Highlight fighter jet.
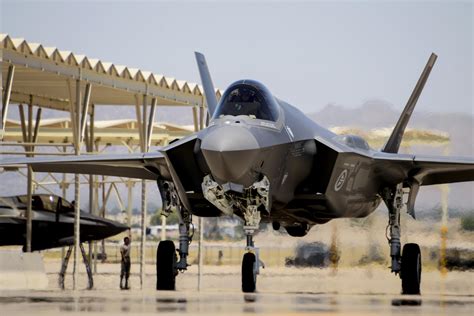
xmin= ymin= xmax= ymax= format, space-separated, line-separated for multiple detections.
xmin=1 ymin=52 xmax=473 ymax=294
xmin=0 ymin=194 xmax=128 ymax=251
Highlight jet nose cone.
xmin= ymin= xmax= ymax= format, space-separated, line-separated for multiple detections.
xmin=102 ymin=218 xmax=129 ymax=237
xmin=200 ymin=125 xmax=260 ymax=184
xmin=200 ymin=125 xmax=259 ymax=152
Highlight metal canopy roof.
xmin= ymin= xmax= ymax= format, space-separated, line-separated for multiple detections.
xmin=2 ymin=118 xmax=193 ymax=146
xmin=0 ymin=34 xmax=221 ymax=111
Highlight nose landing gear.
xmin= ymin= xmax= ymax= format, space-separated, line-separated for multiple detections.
xmin=242 ymin=205 xmax=264 ymax=293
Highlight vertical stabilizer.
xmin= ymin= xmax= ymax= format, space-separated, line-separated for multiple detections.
xmin=382 ymin=53 xmax=437 ymax=153
xmin=195 ymin=52 xmax=218 ymax=117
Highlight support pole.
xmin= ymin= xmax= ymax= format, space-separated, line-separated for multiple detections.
xmin=192 ymin=106 xmax=199 ymax=132
xmin=139 ymin=94 xmax=148 ymax=290
xmin=199 ymin=105 xmax=204 ymax=130
xmin=88 ymin=105 xmax=95 ymax=275
xmin=72 ymin=79 xmax=81 ymax=290
xmin=140 ymin=179 xmax=147 ymax=290
xmin=61 ymin=146 xmax=68 ymax=271
xmin=197 ymin=217 xmax=204 ymax=291
xmin=93 ymin=141 xmax=100 ymax=273
xmin=26 ymin=165 xmax=34 ymax=252
xmin=195 ymin=110 xmax=204 ymax=291
xmin=1 ymin=64 xmax=15 ymax=139
xmin=127 ymin=181 xmax=133 ymax=228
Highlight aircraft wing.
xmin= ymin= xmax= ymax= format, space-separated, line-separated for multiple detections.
xmin=409 ymin=155 xmax=474 ymax=186
xmin=373 ymin=152 xmax=474 ymax=186
xmin=0 ymin=152 xmax=168 ymax=180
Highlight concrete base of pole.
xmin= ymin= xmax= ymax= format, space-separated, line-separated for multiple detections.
xmin=0 ymin=250 xmax=48 ymax=290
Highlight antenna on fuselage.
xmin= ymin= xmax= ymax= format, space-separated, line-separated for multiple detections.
xmin=195 ymin=52 xmax=218 ymax=117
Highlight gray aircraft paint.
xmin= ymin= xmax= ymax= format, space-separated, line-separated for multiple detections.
xmin=1 ymin=53 xmax=473 ymax=236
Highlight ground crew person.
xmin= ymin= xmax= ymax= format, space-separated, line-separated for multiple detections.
xmin=120 ymin=236 xmax=131 ymax=289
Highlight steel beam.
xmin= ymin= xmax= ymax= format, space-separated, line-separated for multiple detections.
xmin=18 ymin=104 xmax=27 ymax=142
xmin=146 ymin=97 xmax=157 ymax=150
xmin=1 ymin=64 xmax=15 ymax=139
xmin=32 ymin=108 xmax=43 ymax=152
xmin=80 ymin=83 xmax=92 ymax=143
xmin=67 ymin=80 xmax=78 ymax=148
xmin=142 ymin=94 xmax=148 ymax=150
xmin=75 ymin=79 xmax=81 ymax=152
xmin=134 ymin=95 xmax=144 ymax=150
xmin=27 ymin=99 xmax=33 ymax=156
xmin=11 ymin=91 xmax=69 ymax=111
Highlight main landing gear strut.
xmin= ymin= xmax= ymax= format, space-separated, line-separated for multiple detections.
xmin=383 ymin=183 xmax=421 ymax=295
xmin=156 ymin=181 xmax=193 ymax=291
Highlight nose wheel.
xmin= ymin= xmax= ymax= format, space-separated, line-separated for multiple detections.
xmin=401 ymin=243 xmax=422 ymax=295
xmin=242 ymin=252 xmax=257 ymax=292
xmin=156 ymin=240 xmax=177 ymax=290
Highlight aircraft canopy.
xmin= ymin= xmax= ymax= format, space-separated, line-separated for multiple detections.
xmin=213 ymin=81 xmax=279 ymax=122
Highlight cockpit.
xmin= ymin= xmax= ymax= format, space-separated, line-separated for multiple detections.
xmin=213 ymin=81 xmax=280 ymax=122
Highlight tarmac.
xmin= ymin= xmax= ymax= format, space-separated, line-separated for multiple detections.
xmin=0 ymin=263 xmax=473 ymax=315
xmin=1 ymin=289 xmax=473 ymax=316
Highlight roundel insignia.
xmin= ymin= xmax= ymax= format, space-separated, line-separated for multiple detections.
xmin=334 ymin=169 xmax=348 ymax=191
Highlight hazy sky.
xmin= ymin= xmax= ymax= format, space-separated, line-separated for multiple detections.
xmin=1 ymin=0 xmax=472 ymax=114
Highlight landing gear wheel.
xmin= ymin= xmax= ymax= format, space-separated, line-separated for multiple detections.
xmin=156 ymin=240 xmax=177 ymax=290
xmin=401 ymin=243 xmax=422 ymax=295
xmin=242 ymin=252 xmax=257 ymax=293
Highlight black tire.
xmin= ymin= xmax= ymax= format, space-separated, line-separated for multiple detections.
xmin=401 ymin=243 xmax=422 ymax=295
xmin=156 ymin=240 xmax=177 ymax=290
xmin=242 ymin=252 xmax=257 ymax=293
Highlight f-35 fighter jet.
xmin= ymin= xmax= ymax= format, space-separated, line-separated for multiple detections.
xmin=1 ymin=52 xmax=473 ymax=294
xmin=0 ymin=194 xmax=128 ymax=251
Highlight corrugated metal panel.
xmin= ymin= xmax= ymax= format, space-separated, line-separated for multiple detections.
xmin=0 ymin=33 xmax=221 ymax=109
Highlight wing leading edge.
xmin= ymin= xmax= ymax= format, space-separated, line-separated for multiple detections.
xmin=0 ymin=152 xmax=169 ymax=180
xmin=373 ymin=152 xmax=474 ymax=186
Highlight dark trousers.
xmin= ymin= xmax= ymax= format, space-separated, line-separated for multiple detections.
xmin=121 ymin=257 xmax=131 ymax=279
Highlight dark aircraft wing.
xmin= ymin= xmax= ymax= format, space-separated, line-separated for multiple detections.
xmin=373 ymin=152 xmax=474 ymax=186
xmin=408 ymin=155 xmax=474 ymax=186
xmin=0 ymin=152 xmax=168 ymax=180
